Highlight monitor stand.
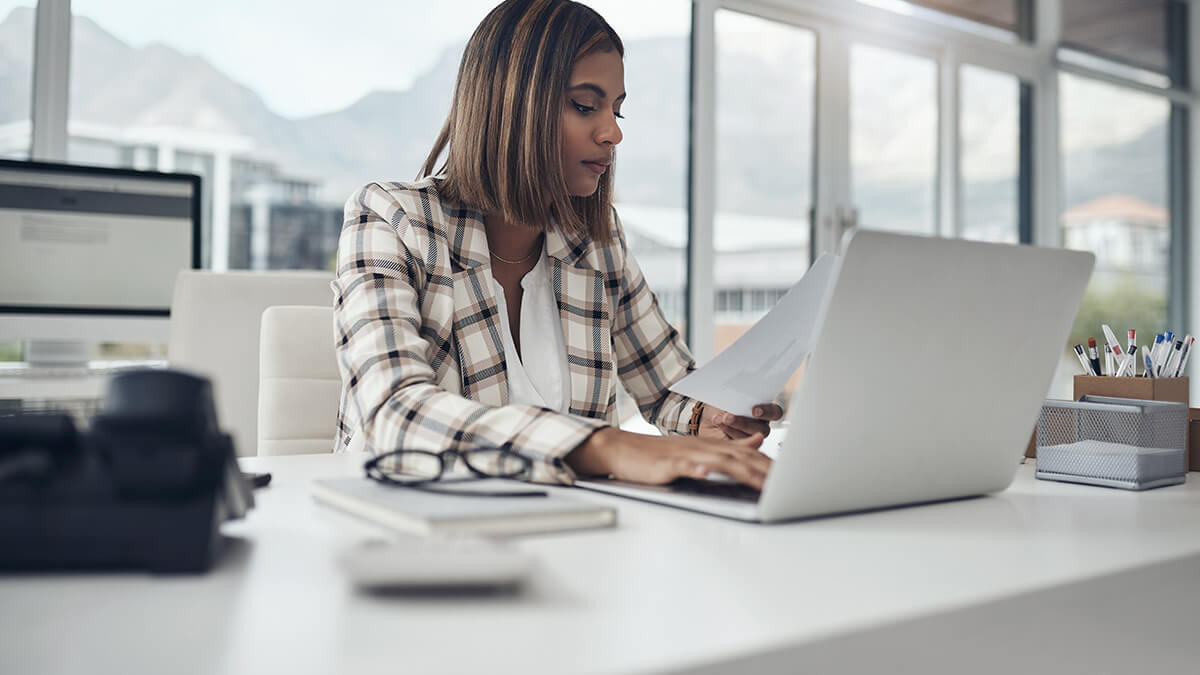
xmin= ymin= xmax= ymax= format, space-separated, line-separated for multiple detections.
xmin=23 ymin=339 xmax=91 ymax=366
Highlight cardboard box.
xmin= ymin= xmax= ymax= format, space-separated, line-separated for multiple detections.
xmin=1072 ymin=375 xmax=1189 ymax=405
xmin=1027 ymin=376 xmax=1194 ymax=470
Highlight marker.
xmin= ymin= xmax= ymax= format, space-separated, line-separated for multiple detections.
xmin=1073 ymin=344 xmax=1095 ymax=375
xmin=1177 ymin=335 xmax=1195 ymax=376
xmin=1087 ymin=338 xmax=1102 ymax=377
xmin=1104 ymin=344 xmax=1113 ymax=376
xmin=1144 ymin=350 xmax=1156 ymax=378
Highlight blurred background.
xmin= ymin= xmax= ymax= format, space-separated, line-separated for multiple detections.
xmin=0 ymin=0 xmax=1193 ymax=406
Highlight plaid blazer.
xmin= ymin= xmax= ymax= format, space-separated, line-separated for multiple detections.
xmin=332 ymin=178 xmax=699 ymax=484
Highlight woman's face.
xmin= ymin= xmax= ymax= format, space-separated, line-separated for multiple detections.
xmin=560 ymin=49 xmax=625 ymax=197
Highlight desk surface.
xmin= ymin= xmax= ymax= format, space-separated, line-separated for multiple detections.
xmin=2 ymin=454 xmax=1199 ymax=675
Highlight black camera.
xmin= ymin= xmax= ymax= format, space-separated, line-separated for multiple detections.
xmin=0 ymin=369 xmax=252 ymax=573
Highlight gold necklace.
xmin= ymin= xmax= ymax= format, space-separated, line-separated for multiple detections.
xmin=489 ymin=245 xmax=540 ymax=265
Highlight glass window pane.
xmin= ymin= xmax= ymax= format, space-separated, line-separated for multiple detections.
xmin=713 ymin=10 xmax=814 ymax=357
xmin=851 ymin=43 xmax=938 ymax=235
xmin=907 ymin=0 xmax=1019 ymax=31
xmin=0 ymin=3 xmax=33 ymax=361
xmin=1061 ymin=0 xmax=1183 ymax=78
xmin=66 ymin=0 xmax=690 ymax=319
xmin=960 ymin=64 xmax=1019 ymax=243
xmin=591 ymin=0 xmax=691 ymax=330
xmin=0 ymin=3 xmax=35 ymax=160
xmin=1055 ymin=72 xmax=1170 ymax=398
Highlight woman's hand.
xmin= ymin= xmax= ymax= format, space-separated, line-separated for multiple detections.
xmin=697 ymin=402 xmax=784 ymax=441
xmin=565 ymin=427 xmax=772 ymax=489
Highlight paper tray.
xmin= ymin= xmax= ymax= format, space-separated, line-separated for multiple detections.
xmin=1035 ymin=396 xmax=1187 ymax=491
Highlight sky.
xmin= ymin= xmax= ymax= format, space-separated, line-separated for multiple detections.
xmin=49 ymin=0 xmax=690 ymax=119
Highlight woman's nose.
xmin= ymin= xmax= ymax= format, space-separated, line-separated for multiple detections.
xmin=596 ymin=114 xmax=622 ymax=146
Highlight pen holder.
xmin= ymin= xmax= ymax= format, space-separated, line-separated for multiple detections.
xmin=1022 ymin=376 xmax=1194 ymax=470
xmin=1035 ymin=396 xmax=1187 ymax=490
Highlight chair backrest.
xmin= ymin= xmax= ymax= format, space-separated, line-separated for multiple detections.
xmin=168 ymin=270 xmax=334 ymax=456
xmin=257 ymin=305 xmax=340 ymax=456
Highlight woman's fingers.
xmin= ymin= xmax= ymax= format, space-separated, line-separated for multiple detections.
xmin=714 ymin=411 xmax=772 ymax=438
xmin=717 ymin=423 xmax=752 ymax=440
xmin=727 ymin=434 xmax=770 ymax=472
xmin=751 ymin=403 xmax=784 ymax=421
xmin=686 ymin=435 xmax=770 ymax=488
xmin=607 ymin=431 xmax=773 ymax=489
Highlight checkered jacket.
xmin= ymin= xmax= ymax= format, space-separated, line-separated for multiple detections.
xmin=332 ymin=178 xmax=699 ymax=484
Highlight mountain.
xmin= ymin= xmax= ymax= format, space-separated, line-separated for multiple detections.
xmin=0 ymin=6 xmax=1173 ymax=224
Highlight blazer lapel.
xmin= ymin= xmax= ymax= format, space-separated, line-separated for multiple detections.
xmin=445 ymin=208 xmax=509 ymax=407
xmin=546 ymin=229 xmax=613 ymax=419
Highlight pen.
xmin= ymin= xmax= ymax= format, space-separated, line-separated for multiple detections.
xmin=1116 ymin=345 xmax=1137 ymax=377
xmin=1104 ymin=344 xmax=1113 ymax=376
xmin=1127 ymin=329 xmax=1137 ymax=376
xmin=1157 ymin=333 xmax=1176 ymax=376
xmin=1150 ymin=334 xmax=1166 ymax=374
xmin=1087 ymin=338 xmax=1102 ymax=377
xmin=1102 ymin=324 xmax=1125 ymax=362
xmin=1144 ymin=350 xmax=1156 ymax=378
xmin=1073 ymin=344 xmax=1094 ymax=375
xmin=1177 ymin=335 xmax=1194 ymax=376
xmin=1165 ymin=339 xmax=1184 ymax=377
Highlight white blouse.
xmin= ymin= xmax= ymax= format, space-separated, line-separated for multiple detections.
xmin=487 ymin=248 xmax=572 ymax=413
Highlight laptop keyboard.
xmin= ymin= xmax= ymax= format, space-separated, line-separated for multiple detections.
xmin=668 ymin=477 xmax=761 ymax=502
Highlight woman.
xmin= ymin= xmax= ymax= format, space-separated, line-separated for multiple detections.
xmin=332 ymin=0 xmax=781 ymax=489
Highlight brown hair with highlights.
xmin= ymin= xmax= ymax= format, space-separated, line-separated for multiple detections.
xmin=421 ymin=0 xmax=624 ymax=244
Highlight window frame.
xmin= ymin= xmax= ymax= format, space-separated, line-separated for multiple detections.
xmin=19 ymin=0 xmax=1197 ymax=387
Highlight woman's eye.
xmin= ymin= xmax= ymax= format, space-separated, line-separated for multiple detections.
xmin=572 ymin=100 xmax=596 ymax=114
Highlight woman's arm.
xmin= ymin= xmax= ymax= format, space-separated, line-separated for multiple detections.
xmin=607 ymin=211 xmax=698 ymax=434
xmin=334 ymin=183 xmax=604 ymax=484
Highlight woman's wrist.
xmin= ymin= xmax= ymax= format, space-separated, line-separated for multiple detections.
xmin=564 ymin=426 xmax=622 ymax=477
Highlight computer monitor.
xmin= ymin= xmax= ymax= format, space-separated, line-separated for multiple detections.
xmin=0 ymin=159 xmax=200 ymax=363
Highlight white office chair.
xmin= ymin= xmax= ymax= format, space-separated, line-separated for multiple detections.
xmin=257 ymin=305 xmax=340 ymax=456
xmin=168 ymin=270 xmax=334 ymax=457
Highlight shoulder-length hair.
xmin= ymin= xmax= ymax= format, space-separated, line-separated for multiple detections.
xmin=420 ymin=0 xmax=624 ymax=244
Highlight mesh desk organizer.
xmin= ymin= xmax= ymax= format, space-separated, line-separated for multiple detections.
xmin=1036 ymin=395 xmax=1187 ymax=490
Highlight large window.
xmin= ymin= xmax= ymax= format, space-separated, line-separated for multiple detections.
xmin=851 ymin=43 xmax=938 ymax=235
xmin=960 ymin=64 xmax=1020 ymax=243
xmin=0 ymin=2 xmax=34 ymax=160
xmin=59 ymin=0 xmax=689 ymax=327
xmin=595 ymin=1 xmax=691 ymax=329
xmin=0 ymin=2 xmax=34 ymax=362
xmin=712 ymin=10 xmax=815 ymax=355
xmin=1055 ymin=72 xmax=1171 ymax=396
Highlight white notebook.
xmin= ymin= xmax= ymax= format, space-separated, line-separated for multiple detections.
xmin=311 ymin=478 xmax=617 ymax=536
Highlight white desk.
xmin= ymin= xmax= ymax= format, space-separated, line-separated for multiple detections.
xmin=2 ymin=454 xmax=1198 ymax=675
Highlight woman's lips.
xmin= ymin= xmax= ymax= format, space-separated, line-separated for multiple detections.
xmin=582 ymin=161 xmax=608 ymax=175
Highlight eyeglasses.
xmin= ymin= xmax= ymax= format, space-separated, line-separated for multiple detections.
xmin=363 ymin=447 xmax=548 ymax=497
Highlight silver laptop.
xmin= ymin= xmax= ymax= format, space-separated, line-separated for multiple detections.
xmin=577 ymin=230 xmax=1094 ymax=522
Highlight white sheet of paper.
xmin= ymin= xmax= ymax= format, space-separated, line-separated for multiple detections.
xmin=669 ymin=254 xmax=839 ymax=417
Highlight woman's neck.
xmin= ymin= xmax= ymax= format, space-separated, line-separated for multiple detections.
xmin=483 ymin=212 xmax=544 ymax=263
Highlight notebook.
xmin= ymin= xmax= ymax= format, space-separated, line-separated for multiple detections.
xmin=311 ymin=478 xmax=616 ymax=536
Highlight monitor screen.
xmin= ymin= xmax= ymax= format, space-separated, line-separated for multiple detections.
xmin=0 ymin=159 xmax=199 ymax=316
